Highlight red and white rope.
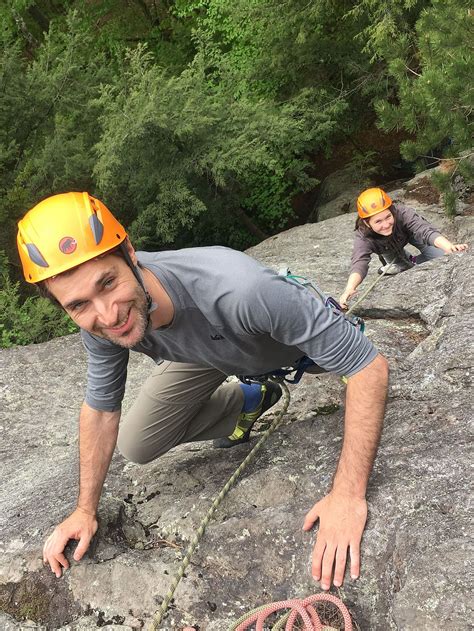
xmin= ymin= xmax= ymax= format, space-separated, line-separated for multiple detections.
xmin=234 ymin=592 xmax=352 ymax=631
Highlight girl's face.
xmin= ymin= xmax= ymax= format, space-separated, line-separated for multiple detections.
xmin=366 ymin=208 xmax=394 ymax=236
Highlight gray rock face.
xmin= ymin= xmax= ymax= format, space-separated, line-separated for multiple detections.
xmin=1 ymin=175 xmax=472 ymax=630
xmin=310 ymin=157 xmax=473 ymax=225
xmin=308 ymin=165 xmax=369 ymax=223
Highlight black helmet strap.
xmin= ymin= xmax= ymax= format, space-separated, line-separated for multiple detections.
xmin=119 ymin=243 xmax=157 ymax=314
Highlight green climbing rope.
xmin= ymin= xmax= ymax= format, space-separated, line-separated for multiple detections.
xmin=346 ymin=265 xmax=392 ymax=316
xmin=148 ymin=382 xmax=291 ymax=630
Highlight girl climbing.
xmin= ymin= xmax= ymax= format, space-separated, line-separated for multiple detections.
xmin=339 ymin=187 xmax=468 ymax=309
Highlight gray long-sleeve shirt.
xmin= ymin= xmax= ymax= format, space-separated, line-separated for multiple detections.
xmin=350 ymin=203 xmax=441 ymax=279
xmin=81 ymin=247 xmax=378 ymax=411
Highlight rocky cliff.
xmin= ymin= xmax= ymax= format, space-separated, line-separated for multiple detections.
xmin=1 ymin=173 xmax=472 ymax=630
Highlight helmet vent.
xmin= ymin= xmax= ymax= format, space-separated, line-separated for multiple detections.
xmin=26 ymin=243 xmax=49 ymax=268
xmin=89 ymin=214 xmax=104 ymax=245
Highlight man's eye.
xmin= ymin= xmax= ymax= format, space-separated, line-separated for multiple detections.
xmin=104 ymin=277 xmax=115 ymax=288
xmin=70 ymin=302 xmax=86 ymax=312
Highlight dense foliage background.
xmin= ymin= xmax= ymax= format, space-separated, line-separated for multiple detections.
xmin=1 ymin=0 xmax=472 ymax=345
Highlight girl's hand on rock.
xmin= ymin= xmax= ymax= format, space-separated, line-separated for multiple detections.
xmin=449 ymin=243 xmax=468 ymax=252
xmin=339 ymin=289 xmax=357 ymax=310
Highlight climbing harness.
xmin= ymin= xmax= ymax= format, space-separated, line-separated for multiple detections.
xmin=239 ymin=354 xmax=325 ymax=385
xmin=149 ymin=265 xmax=393 ymax=629
xmin=229 ymin=592 xmax=353 ymax=630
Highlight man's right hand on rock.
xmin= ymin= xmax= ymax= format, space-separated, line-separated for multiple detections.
xmin=43 ymin=507 xmax=98 ymax=577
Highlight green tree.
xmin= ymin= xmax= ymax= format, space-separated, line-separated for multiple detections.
xmin=0 ymin=9 xmax=113 ymax=265
xmin=95 ymin=0 xmax=379 ymax=246
xmin=94 ymin=41 xmax=349 ymax=246
xmin=0 ymin=252 xmax=76 ymax=347
xmin=372 ymin=0 xmax=473 ymax=162
xmin=366 ymin=0 xmax=474 ymax=212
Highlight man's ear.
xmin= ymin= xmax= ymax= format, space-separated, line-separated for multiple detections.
xmin=123 ymin=237 xmax=138 ymax=265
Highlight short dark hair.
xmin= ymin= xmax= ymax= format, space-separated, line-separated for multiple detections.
xmin=36 ymin=280 xmax=61 ymax=306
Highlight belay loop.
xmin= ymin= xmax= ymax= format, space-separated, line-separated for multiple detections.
xmin=239 ymin=268 xmax=365 ymax=386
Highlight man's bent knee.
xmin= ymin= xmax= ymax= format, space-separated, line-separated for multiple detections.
xmin=117 ymin=427 xmax=172 ymax=465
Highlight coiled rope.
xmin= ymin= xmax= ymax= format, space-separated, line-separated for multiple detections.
xmin=148 ymin=382 xmax=291 ymax=630
xmin=229 ymin=592 xmax=353 ymax=631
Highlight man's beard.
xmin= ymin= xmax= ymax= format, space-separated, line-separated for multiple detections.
xmin=94 ymin=287 xmax=150 ymax=348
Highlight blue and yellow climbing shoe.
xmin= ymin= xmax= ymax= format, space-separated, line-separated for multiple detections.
xmin=213 ymin=381 xmax=282 ymax=448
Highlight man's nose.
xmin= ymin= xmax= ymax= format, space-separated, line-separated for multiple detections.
xmin=94 ymin=299 xmax=118 ymax=327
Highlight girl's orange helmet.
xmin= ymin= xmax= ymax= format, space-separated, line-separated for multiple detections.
xmin=17 ymin=192 xmax=127 ymax=283
xmin=357 ymin=187 xmax=392 ymax=219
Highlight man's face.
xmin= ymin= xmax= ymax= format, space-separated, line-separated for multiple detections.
xmin=47 ymin=254 xmax=149 ymax=348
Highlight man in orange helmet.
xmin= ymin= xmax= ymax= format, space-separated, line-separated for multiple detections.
xmin=339 ymin=187 xmax=468 ymax=308
xmin=17 ymin=192 xmax=389 ymax=593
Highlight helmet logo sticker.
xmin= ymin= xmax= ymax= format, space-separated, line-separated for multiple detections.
xmin=59 ymin=237 xmax=77 ymax=254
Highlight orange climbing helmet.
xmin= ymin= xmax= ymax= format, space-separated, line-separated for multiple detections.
xmin=357 ymin=187 xmax=392 ymax=219
xmin=17 ymin=192 xmax=127 ymax=283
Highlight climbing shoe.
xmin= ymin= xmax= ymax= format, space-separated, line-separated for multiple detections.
xmin=213 ymin=381 xmax=282 ymax=449
xmin=378 ymin=261 xmax=412 ymax=275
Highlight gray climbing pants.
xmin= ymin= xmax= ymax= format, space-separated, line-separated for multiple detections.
xmin=380 ymin=238 xmax=444 ymax=268
xmin=410 ymin=240 xmax=445 ymax=264
xmin=117 ymin=361 xmax=244 ymax=464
